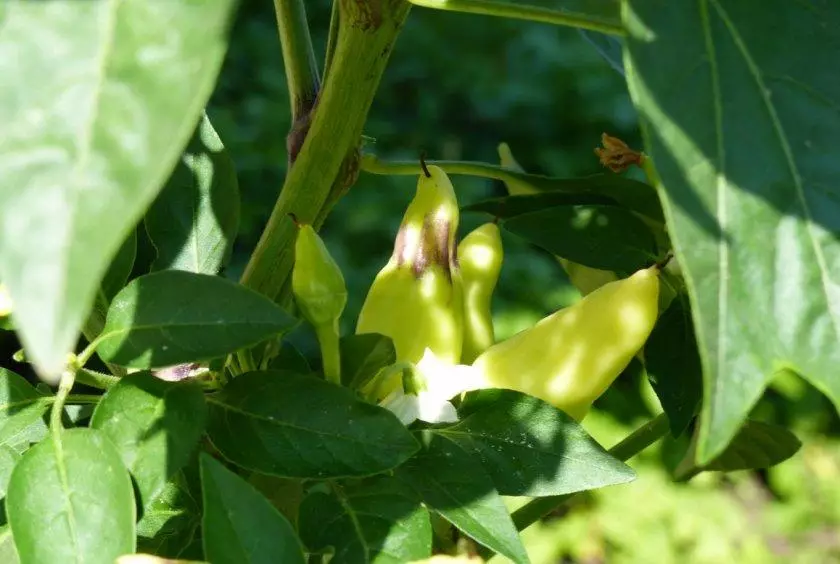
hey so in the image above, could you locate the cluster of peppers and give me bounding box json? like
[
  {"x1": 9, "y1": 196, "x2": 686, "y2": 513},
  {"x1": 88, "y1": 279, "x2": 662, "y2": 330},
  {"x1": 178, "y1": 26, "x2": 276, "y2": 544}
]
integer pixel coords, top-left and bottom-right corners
[{"x1": 291, "y1": 164, "x2": 661, "y2": 424}]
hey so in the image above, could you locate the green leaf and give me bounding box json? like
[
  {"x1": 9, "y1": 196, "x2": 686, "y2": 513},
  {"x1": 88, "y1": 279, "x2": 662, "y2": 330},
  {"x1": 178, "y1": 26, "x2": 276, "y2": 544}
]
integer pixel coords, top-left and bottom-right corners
[
  {"x1": 200, "y1": 454, "x2": 305, "y2": 564},
  {"x1": 7, "y1": 428, "x2": 136, "y2": 563},
  {"x1": 137, "y1": 470, "x2": 202, "y2": 560},
  {"x1": 437, "y1": 389, "x2": 635, "y2": 497},
  {"x1": 0, "y1": 446, "x2": 21, "y2": 500},
  {"x1": 90, "y1": 372, "x2": 208, "y2": 510},
  {"x1": 675, "y1": 420, "x2": 801, "y2": 481},
  {"x1": 0, "y1": 525, "x2": 19, "y2": 564},
  {"x1": 581, "y1": 29, "x2": 625, "y2": 75},
  {"x1": 0, "y1": 369, "x2": 50, "y2": 447},
  {"x1": 623, "y1": 1, "x2": 840, "y2": 462},
  {"x1": 146, "y1": 113, "x2": 240, "y2": 275},
  {"x1": 465, "y1": 171, "x2": 663, "y2": 223},
  {"x1": 96, "y1": 271, "x2": 298, "y2": 368},
  {"x1": 396, "y1": 432, "x2": 529, "y2": 564},
  {"x1": 644, "y1": 299, "x2": 703, "y2": 437},
  {"x1": 206, "y1": 371, "x2": 418, "y2": 478},
  {"x1": 267, "y1": 342, "x2": 312, "y2": 374},
  {"x1": 501, "y1": 204, "x2": 658, "y2": 272},
  {"x1": 102, "y1": 229, "x2": 138, "y2": 302},
  {"x1": 340, "y1": 333, "x2": 396, "y2": 389},
  {"x1": 462, "y1": 192, "x2": 614, "y2": 219},
  {"x1": 298, "y1": 477, "x2": 431, "y2": 564},
  {"x1": 0, "y1": 1, "x2": 236, "y2": 379}
]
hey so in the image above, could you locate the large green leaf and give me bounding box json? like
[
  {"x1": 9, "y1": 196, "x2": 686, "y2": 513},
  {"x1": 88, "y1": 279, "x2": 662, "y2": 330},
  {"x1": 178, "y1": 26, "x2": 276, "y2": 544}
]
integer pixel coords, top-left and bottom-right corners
[
  {"x1": 645, "y1": 299, "x2": 703, "y2": 437},
  {"x1": 395, "y1": 432, "x2": 529, "y2": 564},
  {"x1": 96, "y1": 271, "x2": 298, "y2": 368},
  {"x1": 0, "y1": 1, "x2": 236, "y2": 380},
  {"x1": 206, "y1": 371, "x2": 418, "y2": 478},
  {"x1": 675, "y1": 420, "x2": 801, "y2": 481},
  {"x1": 0, "y1": 369, "x2": 50, "y2": 447},
  {"x1": 90, "y1": 372, "x2": 208, "y2": 510},
  {"x1": 298, "y1": 477, "x2": 431, "y2": 564},
  {"x1": 145, "y1": 113, "x2": 240, "y2": 275},
  {"x1": 623, "y1": 0, "x2": 840, "y2": 462},
  {"x1": 6, "y1": 428, "x2": 136, "y2": 564},
  {"x1": 200, "y1": 454, "x2": 305, "y2": 564},
  {"x1": 437, "y1": 389, "x2": 635, "y2": 497}
]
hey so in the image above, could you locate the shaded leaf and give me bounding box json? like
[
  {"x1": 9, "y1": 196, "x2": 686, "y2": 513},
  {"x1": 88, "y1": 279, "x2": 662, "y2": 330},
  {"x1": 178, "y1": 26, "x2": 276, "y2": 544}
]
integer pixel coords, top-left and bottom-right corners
[
  {"x1": 146, "y1": 113, "x2": 239, "y2": 275},
  {"x1": 645, "y1": 299, "x2": 703, "y2": 437},
  {"x1": 206, "y1": 371, "x2": 418, "y2": 478},
  {"x1": 0, "y1": 1, "x2": 236, "y2": 379},
  {"x1": 267, "y1": 342, "x2": 311, "y2": 373},
  {"x1": 462, "y1": 192, "x2": 614, "y2": 219},
  {"x1": 340, "y1": 333, "x2": 396, "y2": 389},
  {"x1": 0, "y1": 369, "x2": 50, "y2": 447},
  {"x1": 0, "y1": 446, "x2": 21, "y2": 500},
  {"x1": 580, "y1": 29, "x2": 625, "y2": 75},
  {"x1": 463, "y1": 169, "x2": 663, "y2": 223},
  {"x1": 97, "y1": 271, "x2": 298, "y2": 368},
  {"x1": 438, "y1": 389, "x2": 635, "y2": 497},
  {"x1": 675, "y1": 420, "x2": 801, "y2": 481},
  {"x1": 396, "y1": 432, "x2": 529, "y2": 564},
  {"x1": 624, "y1": 0, "x2": 840, "y2": 462},
  {"x1": 7, "y1": 428, "x2": 135, "y2": 563},
  {"x1": 137, "y1": 470, "x2": 202, "y2": 560},
  {"x1": 501, "y1": 204, "x2": 658, "y2": 272},
  {"x1": 200, "y1": 454, "x2": 305, "y2": 564},
  {"x1": 102, "y1": 229, "x2": 138, "y2": 302},
  {"x1": 298, "y1": 477, "x2": 431, "y2": 564},
  {"x1": 91, "y1": 372, "x2": 208, "y2": 510}
]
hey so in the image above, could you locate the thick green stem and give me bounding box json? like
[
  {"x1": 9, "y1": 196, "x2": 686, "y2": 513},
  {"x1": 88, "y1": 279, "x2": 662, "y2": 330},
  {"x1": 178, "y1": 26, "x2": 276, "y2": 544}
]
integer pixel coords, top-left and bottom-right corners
[
  {"x1": 479, "y1": 414, "x2": 670, "y2": 560},
  {"x1": 274, "y1": 0, "x2": 320, "y2": 121},
  {"x1": 408, "y1": 0, "x2": 624, "y2": 35},
  {"x1": 316, "y1": 322, "x2": 341, "y2": 385},
  {"x1": 241, "y1": 0, "x2": 412, "y2": 303},
  {"x1": 361, "y1": 153, "x2": 540, "y2": 186}
]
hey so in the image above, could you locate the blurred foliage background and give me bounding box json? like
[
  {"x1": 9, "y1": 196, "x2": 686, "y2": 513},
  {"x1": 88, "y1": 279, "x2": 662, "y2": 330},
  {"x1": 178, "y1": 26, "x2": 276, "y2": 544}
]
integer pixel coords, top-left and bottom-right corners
[{"x1": 205, "y1": 1, "x2": 840, "y2": 563}]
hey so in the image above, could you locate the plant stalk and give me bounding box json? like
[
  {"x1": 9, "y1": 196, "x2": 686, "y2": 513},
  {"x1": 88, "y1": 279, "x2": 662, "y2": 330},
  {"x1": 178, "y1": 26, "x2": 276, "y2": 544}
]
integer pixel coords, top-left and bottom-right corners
[
  {"x1": 408, "y1": 0, "x2": 624, "y2": 36},
  {"x1": 316, "y1": 322, "x2": 342, "y2": 385},
  {"x1": 241, "y1": 0, "x2": 412, "y2": 304},
  {"x1": 274, "y1": 0, "x2": 321, "y2": 163}
]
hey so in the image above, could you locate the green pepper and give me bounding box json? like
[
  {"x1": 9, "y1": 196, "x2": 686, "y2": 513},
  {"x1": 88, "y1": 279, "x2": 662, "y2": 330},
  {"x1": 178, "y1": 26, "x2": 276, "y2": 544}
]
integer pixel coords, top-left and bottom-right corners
[
  {"x1": 472, "y1": 264, "x2": 661, "y2": 421},
  {"x1": 458, "y1": 222, "x2": 503, "y2": 364},
  {"x1": 292, "y1": 222, "x2": 347, "y2": 384}
]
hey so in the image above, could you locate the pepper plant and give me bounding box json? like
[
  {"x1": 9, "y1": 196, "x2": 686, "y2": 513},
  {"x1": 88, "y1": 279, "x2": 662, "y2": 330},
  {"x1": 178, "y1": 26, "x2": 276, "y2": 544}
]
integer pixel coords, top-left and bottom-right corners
[{"x1": 0, "y1": 1, "x2": 834, "y2": 563}]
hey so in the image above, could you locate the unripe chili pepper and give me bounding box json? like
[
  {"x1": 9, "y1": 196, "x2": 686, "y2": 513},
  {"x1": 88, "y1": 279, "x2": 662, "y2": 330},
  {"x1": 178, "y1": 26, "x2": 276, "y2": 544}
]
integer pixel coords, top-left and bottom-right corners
[
  {"x1": 458, "y1": 222, "x2": 503, "y2": 364},
  {"x1": 472, "y1": 264, "x2": 661, "y2": 421},
  {"x1": 292, "y1": 221, "x2": 347, "y2": 384},
  {"x1": 356, "y1": 164, "x2": 464, "y2": 396}
]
